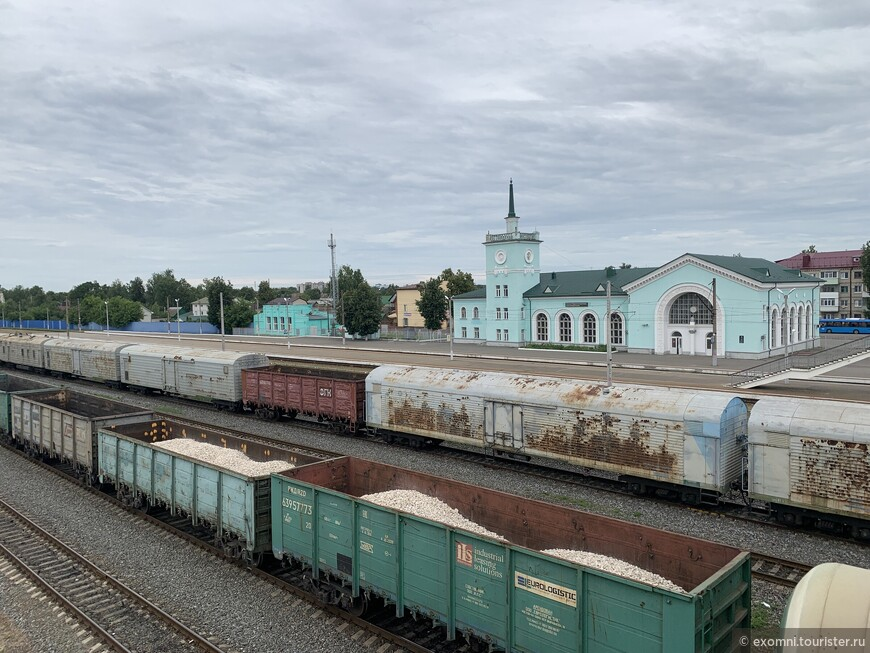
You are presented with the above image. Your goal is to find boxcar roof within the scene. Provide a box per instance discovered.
[122,344,269,365]
[368,365,744,425]
[43,337,135,353]
[748,396,870,444]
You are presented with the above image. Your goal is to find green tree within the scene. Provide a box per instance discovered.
[337,265,367,326]
[257,280,277,306]
[69,281,105,303]
[79,295,107,326]
[127,277,146,303]
[439,268,475,298]
[343,282,381,337]
[416,278,448,330]
[223,299,255,334]
[204,276,234,328]
[301,288,321,301]
[802,245,817,254]
[106,296,144,327]
[862,241,870,318]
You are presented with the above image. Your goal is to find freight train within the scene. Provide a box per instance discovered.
[1,391,752,653]
[2,332,870,539]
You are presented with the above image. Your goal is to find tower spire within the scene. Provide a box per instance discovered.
[505,178,519,233]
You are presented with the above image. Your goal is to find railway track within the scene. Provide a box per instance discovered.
[750,553,813,588]
[0,497,227,653]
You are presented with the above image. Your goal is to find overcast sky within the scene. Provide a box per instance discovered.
[2,1,868,292]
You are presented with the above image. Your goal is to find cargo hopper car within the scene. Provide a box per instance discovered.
[271,456,751,653]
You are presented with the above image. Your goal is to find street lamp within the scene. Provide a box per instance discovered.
[284,297,290,349]
[773,288,794,369]
[175,299,181,341]
[448,296,454,361]
[104,301,109,336]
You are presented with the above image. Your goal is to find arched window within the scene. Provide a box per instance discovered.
[781,307,788,347]
[610,313,624,345]
[536,313,549,341]
[770,308,778,348]
[582,314,597,343]
[789,306,797,344]
[558,313,572,342]
[473,307,479,319]
[460,307,467,319]
[669,293,713,324]
[797,305,804,340]
[805,305,812,340]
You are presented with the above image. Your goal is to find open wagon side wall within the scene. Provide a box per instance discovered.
[271,457,750,653]
[0,374,59,436]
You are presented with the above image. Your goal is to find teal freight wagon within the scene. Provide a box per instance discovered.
[98,417,330,562]
[272,457,751,653]
[0,373,58,436]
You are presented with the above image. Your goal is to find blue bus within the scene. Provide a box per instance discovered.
[819,318,870,334]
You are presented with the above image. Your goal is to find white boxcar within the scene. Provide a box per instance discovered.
[12,388,151,482]
[121,345,269,408]
[43,338,134,384]
[748,396,870,536]
[366,365,748,503]
[0,333,48,370]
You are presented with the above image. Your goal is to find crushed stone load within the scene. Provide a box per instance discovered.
[151,438,294,476]
[542,549,686,593]
[360,489,506,541]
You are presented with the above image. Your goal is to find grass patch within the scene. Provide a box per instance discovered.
[154,404,184,417]
[524,343,608,352]
[751,602,773,629]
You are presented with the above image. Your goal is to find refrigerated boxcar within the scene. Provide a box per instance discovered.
[0,373,58,436]
[43,337,133,385]
[243,362,369,431]
[366,365,748,503]
[0,332,48,370]
[272,457,751,653]
[12,388,152,482]
[98,417,330,562]
[121,345,269,408]
[747,396,870,537]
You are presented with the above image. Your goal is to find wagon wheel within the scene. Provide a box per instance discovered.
[341,593,368,617]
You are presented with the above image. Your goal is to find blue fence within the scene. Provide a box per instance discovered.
[0,320,220,335]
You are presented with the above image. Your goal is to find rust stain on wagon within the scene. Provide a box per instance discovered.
[795,438,870,504]
[387,397,476,440]
[527,413,676,474]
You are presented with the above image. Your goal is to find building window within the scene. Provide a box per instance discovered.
[857,300,865,308]
[504,286,509,297]
[821,270,837,279]
[557,313,572,342]
[610,313,624,345]
[461,327,467,338]
[536,314,549,341]
[474,327,480,338]
[855,270,863,279]
[473,307,479,319]
[669,293,713,324]
[582,314,597,343]
[770,309,778,348]
[504,329,509,341]
[496,329,502,341]
[855,285,864,293]
[841,271,849,278]
[266,316,272,330]
[841,299,849,307]
[496,308,502,320]
[504,308,509,320]
[460,307,467,319]
[821,298,836,307]
[841,286,849,293]
[495,285,502,298]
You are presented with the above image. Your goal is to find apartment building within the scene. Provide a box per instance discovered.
[777,250,867,318]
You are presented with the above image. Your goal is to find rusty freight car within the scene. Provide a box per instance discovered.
[242,362,371,432]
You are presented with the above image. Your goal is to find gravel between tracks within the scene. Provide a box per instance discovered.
[12,374,870,632]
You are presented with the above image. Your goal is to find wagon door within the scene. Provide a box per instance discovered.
[163,358,178,393]
[485,401,523,449]
[72,349,82,376]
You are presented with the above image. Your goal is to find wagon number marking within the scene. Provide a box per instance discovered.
[318,388,333,398]
[282,497,313,515]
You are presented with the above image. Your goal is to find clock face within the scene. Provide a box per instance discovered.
[524,249,534,264]
[494,250,506,265]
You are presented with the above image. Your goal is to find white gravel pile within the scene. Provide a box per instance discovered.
[361,489,506,541]
[151,438,294,476]
[543,549,686,593]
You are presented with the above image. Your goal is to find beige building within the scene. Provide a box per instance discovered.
[393,283,448,329]
[777,250,867,319]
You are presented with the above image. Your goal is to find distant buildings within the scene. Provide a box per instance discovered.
[252,297,331,336]
[777,250,867,319]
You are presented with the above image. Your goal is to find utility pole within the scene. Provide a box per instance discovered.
[328,233,338,335]
[605,280,612,389]
[711,278,717,367]
[220,292,226,351]
[65,298,70,339]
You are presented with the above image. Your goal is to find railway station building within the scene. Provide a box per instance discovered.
[453,182,823,359]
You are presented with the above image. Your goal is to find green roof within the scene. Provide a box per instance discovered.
[685,254,821,284]
[453,286,487,300]
[523,268,654,298]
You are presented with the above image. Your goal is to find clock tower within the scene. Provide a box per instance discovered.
[483,180,541,344]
